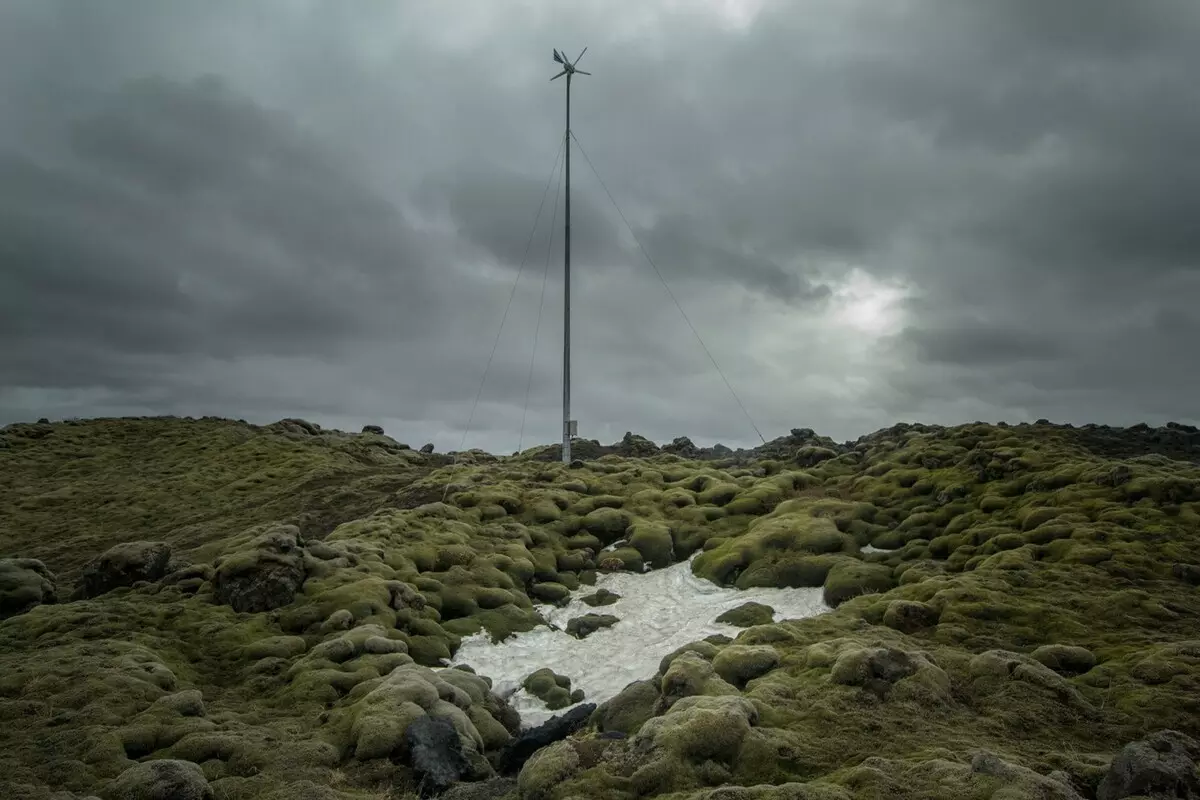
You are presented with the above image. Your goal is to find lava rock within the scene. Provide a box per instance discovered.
[212,524,306,613]
[1097,729,1200,800]
[0,558,58,619]
[882,600,940,633]
[421,443,436,454]
[522,668,584,710]
[72,541,173,600]
[595,679,659,736]
[1031,644,1097,676]
[715,601,775,628]
[361,424,385,435]
[439,777,517,800]
[1172,563,1200,586]
[497,703,596,774]
[271,417,322,436]
[565,613,618,639]
[580,588,620,607]
[406,715,470,797]
[106,758,214,800]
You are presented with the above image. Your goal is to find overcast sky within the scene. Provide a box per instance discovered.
[2,0,1199,452]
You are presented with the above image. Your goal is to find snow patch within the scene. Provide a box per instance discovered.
[861,544,896,553]
[450,553,829,727]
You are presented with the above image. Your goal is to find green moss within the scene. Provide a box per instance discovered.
[529,581,571,604]
[581,588,620,607]
[715,602,775,628]
[693,509,851,588]
[522,668,585,710]
[628,522,675,569]
[822,560,895,607]
[579,508,632,543]
[606,547,645,573]
[712,645,780,687]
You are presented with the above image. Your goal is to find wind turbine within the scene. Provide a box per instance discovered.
[550,47,590,464]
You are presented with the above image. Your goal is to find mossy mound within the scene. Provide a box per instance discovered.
[72,540,173,600]
[522,668,585,711]
[212,524,307,613]
[822,560,895,607]
[580,588,620,607]
[0,557,57,619]
[715,602,775,628]
[692,504,854,589]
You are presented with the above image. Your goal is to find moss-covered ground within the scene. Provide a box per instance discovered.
[1,416,1199,799]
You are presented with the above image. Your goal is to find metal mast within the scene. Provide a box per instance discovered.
[551,47,590,463]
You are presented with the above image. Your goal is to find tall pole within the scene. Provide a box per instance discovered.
[562,73,572,464]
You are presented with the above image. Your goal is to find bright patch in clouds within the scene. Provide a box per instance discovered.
[831,268,910,336]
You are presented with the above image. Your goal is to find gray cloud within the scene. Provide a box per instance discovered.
[2,0,1199,452]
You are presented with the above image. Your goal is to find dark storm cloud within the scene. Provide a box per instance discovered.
[2,0,1200,448]
[418,162,630,269]
[901,324,1066,367]
[637,212,834,303]
[0,73,437,391]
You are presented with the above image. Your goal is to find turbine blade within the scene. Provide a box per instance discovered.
[553,49,563,63]
[576,69,591,76]
[550,69,567,80]
[575,46,588,65]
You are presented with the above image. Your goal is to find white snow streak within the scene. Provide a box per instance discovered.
[450,554,829,727]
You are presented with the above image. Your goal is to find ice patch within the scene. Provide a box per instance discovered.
[450,553,829,727]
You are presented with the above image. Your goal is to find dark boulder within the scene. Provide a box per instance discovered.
[496,703,596,774]
[105,758,214,800]
[1097,730,1200,800]
[212,524,306,613]
[361,424,385,435]
[565,613,618,640]
[1172,563,1200,586]
[72,541,172,600]
[406,715,469,798]
[0,558,58,619]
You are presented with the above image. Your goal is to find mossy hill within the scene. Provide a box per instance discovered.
[2,415,1200,799]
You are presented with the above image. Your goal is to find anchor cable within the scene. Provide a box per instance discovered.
[444,136,566,499]
[569,131,768,445]
[519,138,565,454]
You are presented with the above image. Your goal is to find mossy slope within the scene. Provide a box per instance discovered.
[2,416,1199,799]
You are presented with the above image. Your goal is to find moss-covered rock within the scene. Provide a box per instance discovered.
[528,581,570,605]
[711,645,780,687]
[104,758,214,799]
[516,739,580,800]
[522,668,585,710]
[212,524,306,613]
[73,541,172,600]
[628,522,675,569]
[0,557,57,619]
[579,508,632,543]
[580,588,620,607]
[659,651,739,711]
[822,560,895,607]
[1031,644,1097,676]
[595,679,660,735]
[565,613,618,639]
[693,507,853,589]
[1096,729,1200,800]
[881,600,940,633]
[715,602,775,628]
